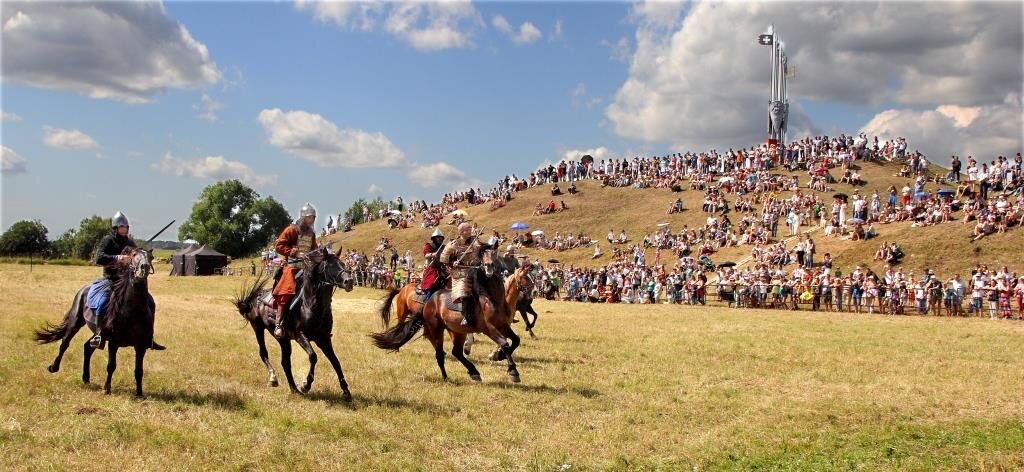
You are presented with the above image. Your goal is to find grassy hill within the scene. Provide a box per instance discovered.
[320,160,1024,277]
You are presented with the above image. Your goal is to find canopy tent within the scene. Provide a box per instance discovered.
[170,245,229,276]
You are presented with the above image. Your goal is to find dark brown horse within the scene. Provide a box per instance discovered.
[34,247,155,396]
[372,248,523,383]
[234,245,355,398]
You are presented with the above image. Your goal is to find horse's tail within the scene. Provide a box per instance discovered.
[34,286,86,344]
[234,271,271,318]
[377,287,400,327]
[370,312,423,352]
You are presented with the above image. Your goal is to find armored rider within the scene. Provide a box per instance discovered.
[439,222,484,326]
[271,203,318,337]
[417,228,446,301]
[87,211,165,350]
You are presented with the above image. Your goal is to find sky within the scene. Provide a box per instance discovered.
[2,0,1022,239]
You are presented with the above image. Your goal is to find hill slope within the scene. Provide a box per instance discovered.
[322,160,1024,277]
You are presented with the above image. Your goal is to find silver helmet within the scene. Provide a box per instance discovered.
[299,202,317,218]
[111,211,130,228]
[430,228,444,239]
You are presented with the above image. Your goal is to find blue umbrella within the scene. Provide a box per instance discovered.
[510,222,529,231]
[936,188,955,196]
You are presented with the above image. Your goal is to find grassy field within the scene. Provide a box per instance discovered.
[2,263,1024,470]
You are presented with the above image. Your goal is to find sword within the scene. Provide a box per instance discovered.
[145,220,176,245]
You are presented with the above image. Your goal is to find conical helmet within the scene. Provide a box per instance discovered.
[430,228,444,239]
[299,202,317,218]
[111,211,130,228]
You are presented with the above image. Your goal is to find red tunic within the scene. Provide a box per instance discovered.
[420,242,442,290]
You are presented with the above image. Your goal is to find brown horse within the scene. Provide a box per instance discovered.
[234,245,355,398]
[465,261,534,360]
[34,247,155,396]
[371,248,523,382]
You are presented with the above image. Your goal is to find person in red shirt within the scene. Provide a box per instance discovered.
[271,203,318,337]
[417,228,446,300]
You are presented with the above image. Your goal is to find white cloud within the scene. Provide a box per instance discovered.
[860,96,1022,163]
[563,146,611,162]
[193,93,223,122]
[367,184,383,195]
[42,127,99,150]
[1,145,27,175]
[258,108,406,168]
[1,110,22,122]
[2,2,220,103]
[571,83,603,109]
[296,1,481,51]
[408,162,482,190]
[607,1,1022,150]
[152,153,277,186]
[600,36,631,62]
[492,15,542,45]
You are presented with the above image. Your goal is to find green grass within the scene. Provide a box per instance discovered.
[2,264,1023,470]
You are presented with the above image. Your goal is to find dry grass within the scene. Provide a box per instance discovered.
[2,263,1023,470]
[316,160,1024,275]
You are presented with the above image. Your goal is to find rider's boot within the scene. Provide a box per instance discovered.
[460,297,475,326]
[273,304,287,338]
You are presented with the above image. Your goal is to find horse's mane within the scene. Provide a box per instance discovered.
[103,247,146,330]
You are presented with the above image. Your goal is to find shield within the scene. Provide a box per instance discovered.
[511,222,529,231]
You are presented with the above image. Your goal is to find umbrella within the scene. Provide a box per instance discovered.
[531,230,544,236]
[387,209,402,215]
[718,261,737,268]
[510,222,529,231]
[936,188,955,196]
[914,191,929,200]
[449,209,468,217]
[718,176,735,183]
[547,258,560,264]
[833,193,848,200]
[848,217,865,224]
[580,155,594,166]
[657,222,671,227]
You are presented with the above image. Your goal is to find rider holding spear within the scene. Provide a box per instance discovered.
[271,203,318,337]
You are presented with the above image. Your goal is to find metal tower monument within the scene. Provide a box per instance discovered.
[758,25,789,145]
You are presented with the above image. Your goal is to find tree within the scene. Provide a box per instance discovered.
[178,180,291,257]
[0,220,51,256]
[60,216,114,260]
[343,196,388,225]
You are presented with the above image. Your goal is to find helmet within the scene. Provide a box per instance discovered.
[299,202,317,218]
[430,228,444,239]
[111,211,130,228]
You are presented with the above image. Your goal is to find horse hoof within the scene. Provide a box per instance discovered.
[103,388,112,395]
[464,347,472,355]
[300,385,311,394]
[529,333,538,340]
[470,374,482,382]
[269,379,279,388]
[47,364,59,373]
[342,391,353,401]
[510,374,521,383]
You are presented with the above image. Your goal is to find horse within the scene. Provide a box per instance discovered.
[371,246,523,383]
[34,246,155,397]
[233,245,355,398]
[465,261,534,361]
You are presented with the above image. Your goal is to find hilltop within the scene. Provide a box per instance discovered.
[320,159,1024,277]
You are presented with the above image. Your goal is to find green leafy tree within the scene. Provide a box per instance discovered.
[343,196,389,225]
[178,180,291,257]
[0,220,51,256]
[52,215,112,260]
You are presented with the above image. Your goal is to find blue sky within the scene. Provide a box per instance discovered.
[2,1,1021,238]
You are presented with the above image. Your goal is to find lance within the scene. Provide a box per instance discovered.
[145,220,176,245]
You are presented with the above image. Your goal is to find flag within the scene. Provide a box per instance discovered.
[758,34,773,46]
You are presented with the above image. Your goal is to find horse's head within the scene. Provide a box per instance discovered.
[122,247,153,280]
[307,245,354,292]
[510,263,534,291]
[480,248,497,278]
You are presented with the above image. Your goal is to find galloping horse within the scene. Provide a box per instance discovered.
[34,247,155,396]
[234,245,355,398]
[371,246,523,382]
[465,261,534,359]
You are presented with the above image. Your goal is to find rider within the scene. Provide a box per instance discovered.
[87,211,165,350]
[417,228,446,300]
[271,203,318,337]
[439,222,483,326]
